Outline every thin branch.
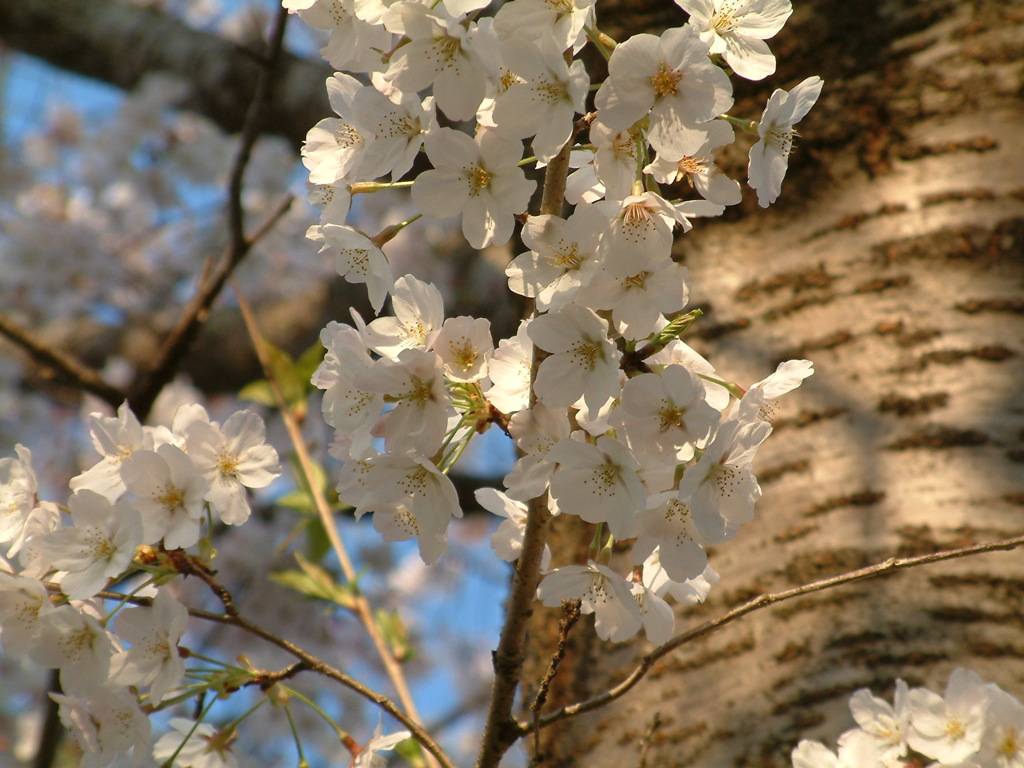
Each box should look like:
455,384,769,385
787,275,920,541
231,281,440,768
127,5,292,421
474,136,573,768
529,599,582,766
25,575,458,768
0,312,125,408
527,533,1024,733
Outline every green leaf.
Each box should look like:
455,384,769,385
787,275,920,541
375,608,413,662
269,553,358,610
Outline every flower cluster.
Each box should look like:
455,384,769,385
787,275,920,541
792,669,1024,768
293,0,821,645
0,403,280,767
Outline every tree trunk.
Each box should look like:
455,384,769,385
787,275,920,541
522,1,1024,766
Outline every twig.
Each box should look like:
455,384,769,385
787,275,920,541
0,312,124,408
474,136,572,768
527,533,1024,733
529,599,582,766
24,575,457,768
231,281,440,768
635,712,661,768
127,5,292,421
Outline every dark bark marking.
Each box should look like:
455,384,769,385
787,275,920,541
783,548,873,584
693,316,752,340
791,330,855,356
874,320,943,347
802,490,886,518
808,203,909,238
734,266,835,303
774,524,819,544
922,188,997,206
854,275,912,293
760,459,811,484
901,345,1016,372
886,427,991,450
774,590,871,620
969,642,1024,659
772,407,848,430
762,295,836,321
956,298,1024,315
874,219,1024,266
877,392,950,416
898,135,999,159
774,641,813,663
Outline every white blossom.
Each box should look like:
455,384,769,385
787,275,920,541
678,0,793,81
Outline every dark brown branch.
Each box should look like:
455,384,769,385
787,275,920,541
0,312,125,408
526,533,1024,734
529,599,582,766
127,1,293,420
0,0,331,148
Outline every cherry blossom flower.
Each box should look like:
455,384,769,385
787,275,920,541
302,73,374,185
678,0,793,81
644,119,742,205
979,684,1024,767
617,365,719,461
70,402,155,501
352,716,412,768
589,119,643,202
351,74,436,180
301,0,393,73
537,561,642,642
641,550,719,603
0,445,39,554
432,316,493,383
506,206,605,312
30,603,119,695
313,321,382,459
120,444,209,550
839,680,910,763
493,0,596,51
528,305,622,411
576,260,692,341
336,452,461,564
907,668,990,764
382,4,496,121
632,492,714,581
595,25,733,157
597,192,679,278
361,274,445,360
748,75,824,207
184,411,282,526
547,434,644,540
738,358,814,422
412,127,535,249
110,589,189,704
484,320,534,414
677,418,772,540
492,35,590,162
0,573,54,657
629,580,675,644
52,687,151,768
317,223,394,312
474,487,551,570
791,732,884,768
40,490,143,600
153,718,239,768
503,403,571,501
357,349,451,456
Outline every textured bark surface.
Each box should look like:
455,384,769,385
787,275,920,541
522,1,1024,766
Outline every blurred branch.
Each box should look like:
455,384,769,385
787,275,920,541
127,4,293,421
0,312,125,408
528,532,1024,734
0,0,331,148
232,279,439,768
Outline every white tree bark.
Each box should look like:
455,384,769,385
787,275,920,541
523,1,1024,765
